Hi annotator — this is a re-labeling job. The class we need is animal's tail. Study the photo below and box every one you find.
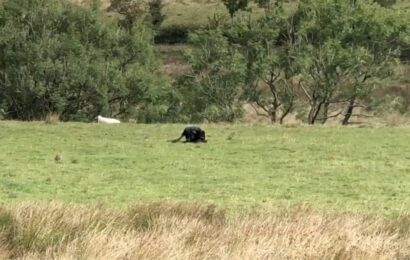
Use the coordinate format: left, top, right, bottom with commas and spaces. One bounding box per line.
169, 135, 183, 143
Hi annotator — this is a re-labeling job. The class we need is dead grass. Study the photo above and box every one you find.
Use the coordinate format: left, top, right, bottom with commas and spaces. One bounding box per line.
0, 202, 409, 259
43, 113, 60, 125
70, 0, 111, 9
374, 111, 410, 127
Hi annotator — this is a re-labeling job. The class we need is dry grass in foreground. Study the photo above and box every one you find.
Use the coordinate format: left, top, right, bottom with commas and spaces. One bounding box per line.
0, 202, 409, 259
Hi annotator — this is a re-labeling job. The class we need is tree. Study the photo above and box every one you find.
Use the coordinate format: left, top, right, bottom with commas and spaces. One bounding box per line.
0, 0, 167, 121
289, 0, 409, 124
108, 0, 147, 30
175, 29, 246, 122
340, 2, 409, 124
222, 0, 249, 23
226, 6, 297, 123
255, 0, 284, 13
293, 40, 352, 124
148, 0, 165, 30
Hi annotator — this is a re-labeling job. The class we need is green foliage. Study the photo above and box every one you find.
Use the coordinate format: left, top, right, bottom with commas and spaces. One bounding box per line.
375, 0, 397, 7
149, 0, 165, 29
255, 0, 284, 12
176, 29, 246, 122
178, 0, 409, 124
0, 0, 168, 122
369, 85, 410, 115
289, 0, 409, 124
222, 0, 250, 19
154, 25, 192, 44
226, 6, 296, 123
108, 0, 148, 30
255, 0, 271, 10
0, 0, 407, 124
175, 3, 297, 123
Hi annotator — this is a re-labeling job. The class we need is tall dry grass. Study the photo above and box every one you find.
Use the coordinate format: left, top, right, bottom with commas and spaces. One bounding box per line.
0, 202, 409, 259
69, 0, 112, 10
43, 112, 60, 125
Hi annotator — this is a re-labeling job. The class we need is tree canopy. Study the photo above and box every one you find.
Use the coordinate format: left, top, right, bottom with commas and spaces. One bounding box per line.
178, 0, 410, 124
0, 0, 168, 121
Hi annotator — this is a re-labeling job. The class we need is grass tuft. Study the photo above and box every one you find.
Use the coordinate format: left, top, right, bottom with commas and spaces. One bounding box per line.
126, 202, 225, 231
44, 112, 60, 125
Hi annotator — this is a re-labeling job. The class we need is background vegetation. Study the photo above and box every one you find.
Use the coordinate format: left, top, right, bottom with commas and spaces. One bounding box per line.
0, 0, 172, 122
0, 0, 409, 124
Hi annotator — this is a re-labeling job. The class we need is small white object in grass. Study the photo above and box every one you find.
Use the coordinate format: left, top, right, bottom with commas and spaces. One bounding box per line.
97, 115, 120, 124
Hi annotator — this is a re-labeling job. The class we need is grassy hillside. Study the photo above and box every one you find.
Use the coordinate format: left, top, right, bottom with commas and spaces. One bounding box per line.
160, 0, 410, 28
86, 0, 410, 30
1, 121, 410, 215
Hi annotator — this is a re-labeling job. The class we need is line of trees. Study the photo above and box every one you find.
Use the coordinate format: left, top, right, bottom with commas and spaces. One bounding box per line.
177, 0, 409, 124
0, 0, 409, 124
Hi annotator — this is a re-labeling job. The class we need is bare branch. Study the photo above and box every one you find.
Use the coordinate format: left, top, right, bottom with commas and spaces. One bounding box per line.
280, 104, 294, 124
298, 79, 312, 101
250, 103, 270, 118
316, 111, 343, 121
346, 121, 369, 125
328, 99, 351, 104
350, 114, 374, 118
254, 100, 270, 114
352, 104, 366, 108
262, 70, 280, 87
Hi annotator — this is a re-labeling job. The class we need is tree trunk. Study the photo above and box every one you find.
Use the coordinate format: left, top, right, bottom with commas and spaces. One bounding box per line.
342, 96, 356, 125
270, 109, 277, 123
270, 97, 280, 123
279, 104, 293, 124
320, 102, 330, 124
307, 101, 322, 125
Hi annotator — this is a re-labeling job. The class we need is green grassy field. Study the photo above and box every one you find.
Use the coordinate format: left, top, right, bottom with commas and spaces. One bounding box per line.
1, 121, 410, 215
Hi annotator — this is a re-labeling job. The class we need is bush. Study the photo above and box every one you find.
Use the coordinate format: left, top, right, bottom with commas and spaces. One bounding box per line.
375, 0, 397, 7
149, 0, 165, 29
0, 0, 166, 122
154, 25, 194, 44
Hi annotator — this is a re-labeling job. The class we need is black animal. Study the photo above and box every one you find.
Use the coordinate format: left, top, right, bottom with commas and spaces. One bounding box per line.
171, 126, 207, 143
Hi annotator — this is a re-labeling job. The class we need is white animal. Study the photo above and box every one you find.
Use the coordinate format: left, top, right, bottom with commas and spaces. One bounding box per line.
97, 115, 120, 124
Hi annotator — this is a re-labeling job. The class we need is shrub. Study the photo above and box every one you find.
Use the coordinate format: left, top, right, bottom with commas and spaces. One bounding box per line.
0, 0, 166, 122
154, 25, 194, 44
